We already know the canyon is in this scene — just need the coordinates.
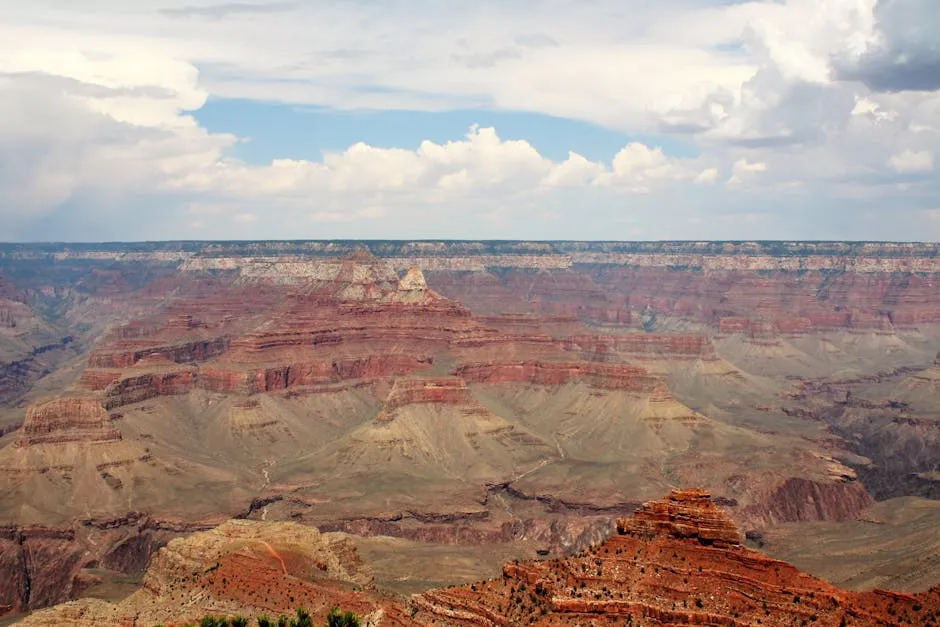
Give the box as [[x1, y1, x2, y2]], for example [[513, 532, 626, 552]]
[[0, 240, 939, 621]]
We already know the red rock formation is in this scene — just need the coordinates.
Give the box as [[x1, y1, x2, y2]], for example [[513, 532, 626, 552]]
[[454, 361, 659, 391], [15, 397, 119, 447], [198, 354, 432, 395], [166, 313, 205, 330], [412, 489, 940, 626], [100, 366, 196, 409], [562, 333, 716, 360], [617, 489, 742, 547], [381, 377, 474, 411], [579, 264, 940, 332], [86, 337, 229, 369], [78, 369, 123, 390]]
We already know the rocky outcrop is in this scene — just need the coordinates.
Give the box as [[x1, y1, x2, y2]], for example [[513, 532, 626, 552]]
[[12, 492, 940, 626], [412, 489, 940, 626], [616, 488, 742, 547], [18, 519, 413, 627], [398, 266, 429, 292], [141, 519, 372, 595], [15, 397, 119, 447]]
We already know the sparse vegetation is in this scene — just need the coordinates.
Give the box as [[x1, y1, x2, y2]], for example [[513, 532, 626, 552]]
[[182, 607, 356, 627]]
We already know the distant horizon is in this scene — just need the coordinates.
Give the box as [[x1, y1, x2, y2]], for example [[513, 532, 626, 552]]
[[2, 239, 939, 247]]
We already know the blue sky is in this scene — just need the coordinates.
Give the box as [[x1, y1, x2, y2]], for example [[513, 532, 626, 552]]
[[193, 99, 700, 165], [1, 0, 939, 241]]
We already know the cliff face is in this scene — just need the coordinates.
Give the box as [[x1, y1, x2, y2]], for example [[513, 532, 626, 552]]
[[0, 515, 212, 616], [413, 490, 940, 626], [0, 526, 86, 615], [741, 477, 875, 528]]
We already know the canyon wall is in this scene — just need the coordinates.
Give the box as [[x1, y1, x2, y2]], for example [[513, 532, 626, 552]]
[[2, 241, 938, 619]]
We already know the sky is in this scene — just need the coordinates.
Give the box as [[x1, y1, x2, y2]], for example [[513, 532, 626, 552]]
[[1, 0, 939, 241]]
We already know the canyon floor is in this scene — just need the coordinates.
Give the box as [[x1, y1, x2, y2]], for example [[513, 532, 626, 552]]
[[1, 240, 939, 622]]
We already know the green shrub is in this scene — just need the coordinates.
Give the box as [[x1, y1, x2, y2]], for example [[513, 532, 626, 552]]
[[190, 607, 359, 627], [291, 608, 313, 627], [326, 606, 360, 627]]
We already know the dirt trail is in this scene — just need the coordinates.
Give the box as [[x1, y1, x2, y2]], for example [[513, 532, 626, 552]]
[[260, 540, 288, 575]]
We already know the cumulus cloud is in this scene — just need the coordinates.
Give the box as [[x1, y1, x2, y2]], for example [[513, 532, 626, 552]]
[[541, 152, 605, 188], [0, 0, 939, 240], [594, 143, 703, 193], [838, 0, 940, 92], [171, 127, 695, 204]]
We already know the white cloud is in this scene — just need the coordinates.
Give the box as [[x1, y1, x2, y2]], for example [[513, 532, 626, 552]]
[[727, 159, 767, 187], [170, 127, 694, 205], [541, 152, 605, 188], [695, 168, 719, 185], [888, 149, 934, 174], [593, 143, 698, 193], [0, 0, 939, 240]]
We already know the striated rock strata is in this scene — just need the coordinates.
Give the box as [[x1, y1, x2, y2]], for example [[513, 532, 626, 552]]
[[454, 361, 658, 391], [15, 397, 119, 447], [412, 489, 940, 626]]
